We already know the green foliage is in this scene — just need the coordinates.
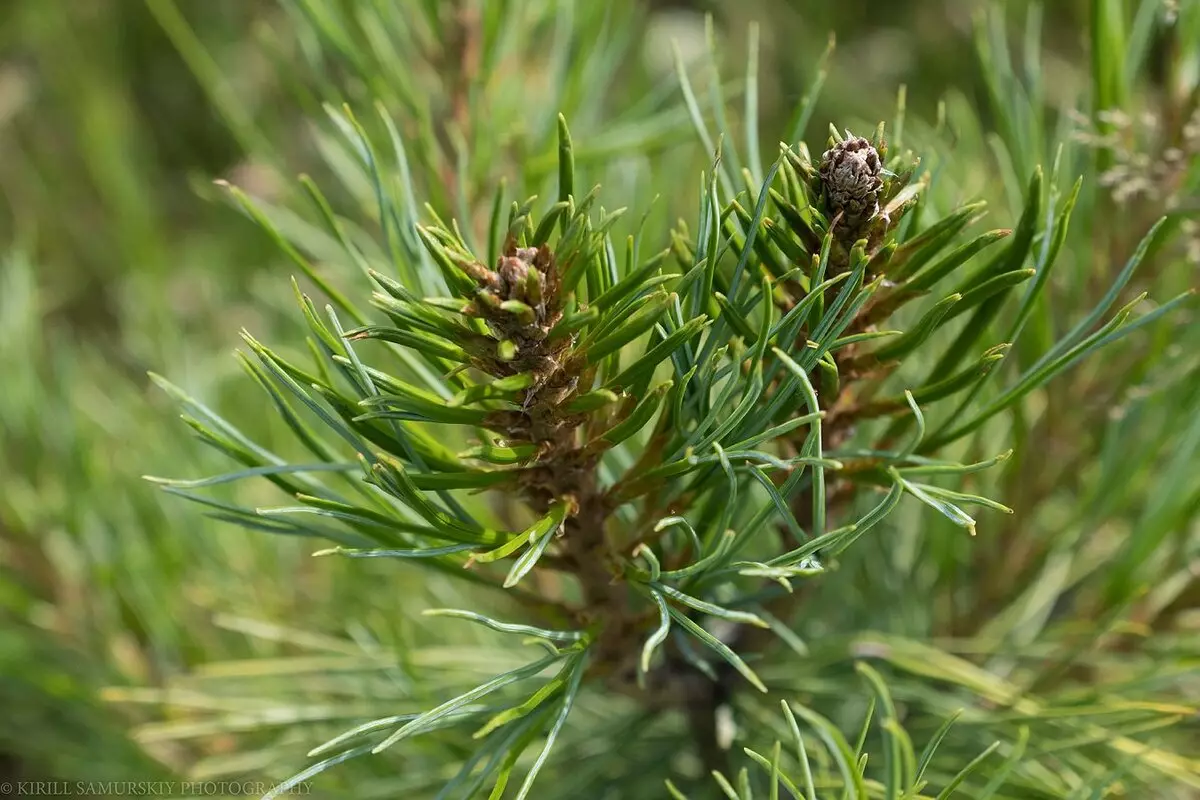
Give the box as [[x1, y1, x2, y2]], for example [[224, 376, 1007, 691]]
[[2, 1, 1198, 799]]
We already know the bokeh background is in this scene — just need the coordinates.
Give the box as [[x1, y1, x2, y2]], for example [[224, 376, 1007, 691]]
[[2, 0, 1196, 796]]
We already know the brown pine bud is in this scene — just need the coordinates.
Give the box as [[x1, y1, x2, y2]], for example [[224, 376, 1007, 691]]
[[496, 247, 539, 302], [818, 136, 884, 232]]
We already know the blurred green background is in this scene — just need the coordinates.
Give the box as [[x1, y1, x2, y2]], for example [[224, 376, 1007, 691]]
[[2, 0, 1196, 796]]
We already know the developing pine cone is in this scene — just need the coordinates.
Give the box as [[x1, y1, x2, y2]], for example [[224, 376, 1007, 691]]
[[818, 136, 884, 234], [469, 245, 558, 340]]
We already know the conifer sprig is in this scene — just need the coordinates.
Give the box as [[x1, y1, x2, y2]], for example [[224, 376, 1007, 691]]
[[144, 5, 1198, 798]]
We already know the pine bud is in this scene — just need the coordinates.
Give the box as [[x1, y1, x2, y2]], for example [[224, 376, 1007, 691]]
[[469, 244, 559, 362], [497, 247, 540, 302], [818, 136, 884, 232]]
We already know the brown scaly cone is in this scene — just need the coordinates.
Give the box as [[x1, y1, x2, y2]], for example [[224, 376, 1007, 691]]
[[819, 135, 885, 241]]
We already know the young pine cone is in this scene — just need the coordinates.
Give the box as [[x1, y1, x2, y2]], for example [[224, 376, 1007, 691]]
[[469, 245, 555, 332], [819, 136, 884, 233]]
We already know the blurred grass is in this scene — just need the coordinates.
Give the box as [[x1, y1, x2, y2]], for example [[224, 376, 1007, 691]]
[[0, 0, 1196, 796]]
